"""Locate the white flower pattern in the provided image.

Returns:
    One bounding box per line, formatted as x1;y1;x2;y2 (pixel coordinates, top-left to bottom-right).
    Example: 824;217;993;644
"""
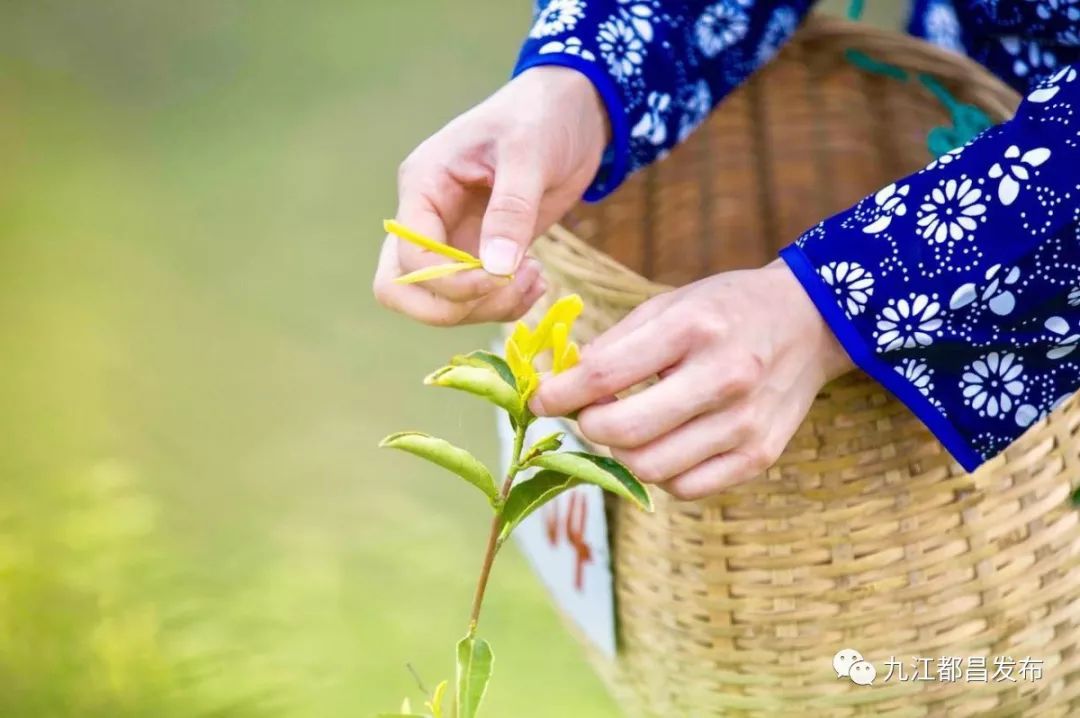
949;264;1021;316
1029;65;1078;102
695;1;750;58
924;145;964;171
597;16;645;81
988;145;1052;205
862;182;910;234
819;261;875;317
1045;316;1080;359
961;352;1026;418
539;36;596;61
916;177;986;243
1001;37;1057;79
875;294;944;352
531;0;587;38
617;0;655;42
897;358;936;397
631;91;671;145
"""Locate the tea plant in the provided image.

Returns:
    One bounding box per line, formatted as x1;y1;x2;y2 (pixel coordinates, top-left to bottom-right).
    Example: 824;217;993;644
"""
378;221;654;718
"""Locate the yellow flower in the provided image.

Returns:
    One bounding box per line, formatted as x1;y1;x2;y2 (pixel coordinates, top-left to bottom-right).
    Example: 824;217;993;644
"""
383;218;482;284
513;294;584;359
503;294;583;397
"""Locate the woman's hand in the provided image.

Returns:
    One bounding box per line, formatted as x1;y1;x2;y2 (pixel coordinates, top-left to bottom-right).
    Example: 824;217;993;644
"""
373;66;609;326
530;261;854;500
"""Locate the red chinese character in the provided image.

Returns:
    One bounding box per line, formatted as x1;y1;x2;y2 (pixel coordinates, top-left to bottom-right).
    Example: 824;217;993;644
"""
566;492;592;591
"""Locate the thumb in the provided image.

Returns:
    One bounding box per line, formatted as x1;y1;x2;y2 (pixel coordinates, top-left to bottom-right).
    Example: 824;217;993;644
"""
479;166;543;276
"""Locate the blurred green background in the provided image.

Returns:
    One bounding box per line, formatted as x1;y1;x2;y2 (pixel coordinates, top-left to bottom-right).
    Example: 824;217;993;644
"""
0;1;896;716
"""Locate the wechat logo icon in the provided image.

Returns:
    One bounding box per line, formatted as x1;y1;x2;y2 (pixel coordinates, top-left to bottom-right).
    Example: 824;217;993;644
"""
834;648;876;686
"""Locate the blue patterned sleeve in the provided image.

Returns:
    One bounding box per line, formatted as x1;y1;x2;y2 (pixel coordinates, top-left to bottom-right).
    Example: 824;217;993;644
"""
513;0;816;201
780;65;1080;470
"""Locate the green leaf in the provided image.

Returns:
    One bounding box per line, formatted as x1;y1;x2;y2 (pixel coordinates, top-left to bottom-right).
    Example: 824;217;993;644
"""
451;351;516;390
424;365;521;418
379;432;499;507
499;470;578;542
520;432;564;464
375;714;427;717
522;452;653;512
456;636;494;718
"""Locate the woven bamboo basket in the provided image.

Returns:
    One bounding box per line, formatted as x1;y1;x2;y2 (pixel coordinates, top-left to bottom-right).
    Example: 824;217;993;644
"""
520;14;1080;718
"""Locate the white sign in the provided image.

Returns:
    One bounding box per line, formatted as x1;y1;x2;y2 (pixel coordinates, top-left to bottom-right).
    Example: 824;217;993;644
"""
495;408;617;658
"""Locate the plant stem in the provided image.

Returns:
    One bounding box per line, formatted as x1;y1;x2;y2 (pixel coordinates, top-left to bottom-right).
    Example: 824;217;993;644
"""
467;420;527;636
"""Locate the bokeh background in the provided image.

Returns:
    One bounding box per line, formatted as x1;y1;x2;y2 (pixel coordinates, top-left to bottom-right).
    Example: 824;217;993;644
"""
1;1;897;716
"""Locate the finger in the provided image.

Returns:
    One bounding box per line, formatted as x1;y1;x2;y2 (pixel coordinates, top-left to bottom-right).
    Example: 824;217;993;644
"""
530;318;687;417
581;291;677;356
576;360;753;449
478;150;543;276
658;450;762;502
462;258;545;323
609;410;752;484
372;235;473;326
394;193;507;303
504;274;549;322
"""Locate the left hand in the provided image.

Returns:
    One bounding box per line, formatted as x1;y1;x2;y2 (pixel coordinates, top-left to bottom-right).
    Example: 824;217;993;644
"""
529;261;853;500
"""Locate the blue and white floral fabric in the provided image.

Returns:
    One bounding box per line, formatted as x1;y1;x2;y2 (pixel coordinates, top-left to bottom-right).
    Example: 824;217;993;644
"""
514;1;1080;470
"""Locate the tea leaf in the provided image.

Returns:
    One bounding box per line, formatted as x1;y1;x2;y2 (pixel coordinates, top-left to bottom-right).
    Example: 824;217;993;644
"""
424;365;522;419
395;262;480;285
384;219;480;264
379;432;499;507
522;452;653;512
450;351;516;391
456;636;494;718
426;680;448;718
499;470;578;542
520;432;564;464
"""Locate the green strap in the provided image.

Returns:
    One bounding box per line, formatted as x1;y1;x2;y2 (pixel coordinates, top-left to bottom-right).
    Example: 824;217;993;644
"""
844;0;992;156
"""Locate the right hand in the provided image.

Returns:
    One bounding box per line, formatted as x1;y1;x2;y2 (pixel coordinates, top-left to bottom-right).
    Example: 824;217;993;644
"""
373;66;609;326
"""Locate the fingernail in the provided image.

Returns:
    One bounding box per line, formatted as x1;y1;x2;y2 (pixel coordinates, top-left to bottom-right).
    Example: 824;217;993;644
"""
481;237;520;276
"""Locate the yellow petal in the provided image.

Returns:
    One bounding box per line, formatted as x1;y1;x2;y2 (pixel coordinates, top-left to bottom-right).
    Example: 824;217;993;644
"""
511;321;534;354
555;342;580;374
400;697;412;713
551;322;568;366
384;219;480;264
530;294;584;356
504;333;529;381
394;261;479;284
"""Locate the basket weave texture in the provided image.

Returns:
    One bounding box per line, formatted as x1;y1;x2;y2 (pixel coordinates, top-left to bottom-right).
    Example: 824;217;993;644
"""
523;15;1080;717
